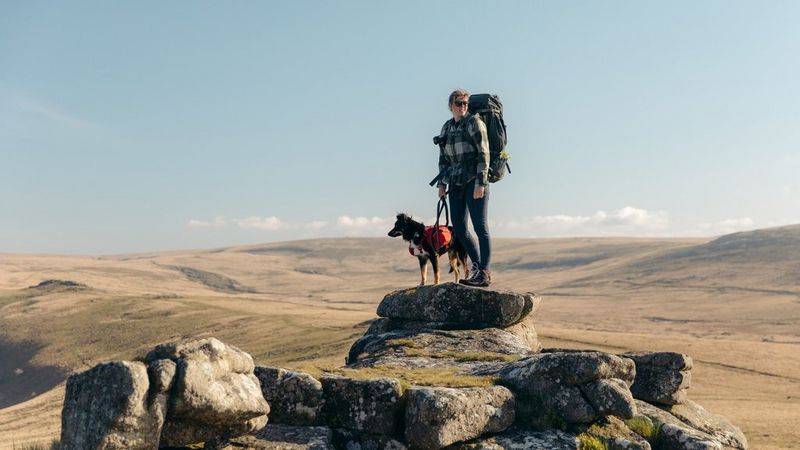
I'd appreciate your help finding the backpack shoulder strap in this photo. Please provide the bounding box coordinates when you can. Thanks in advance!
[461,113,485,150]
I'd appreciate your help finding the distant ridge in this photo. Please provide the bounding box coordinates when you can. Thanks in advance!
[664,224,800,263]
[703,224,800,254]
[559,224,800,289]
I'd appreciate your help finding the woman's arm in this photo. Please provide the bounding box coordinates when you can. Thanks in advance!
[468,116,490,189]
[437,121,450,197]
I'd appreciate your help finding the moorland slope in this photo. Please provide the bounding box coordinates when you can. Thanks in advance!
[1,227,798,449]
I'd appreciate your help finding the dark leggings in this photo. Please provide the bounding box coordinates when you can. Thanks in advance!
[448,181,491,270]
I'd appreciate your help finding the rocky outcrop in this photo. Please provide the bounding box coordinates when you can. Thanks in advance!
[60,338,268,449]
[61,284,747,450]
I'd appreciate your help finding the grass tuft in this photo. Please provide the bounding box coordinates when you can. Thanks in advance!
[625,415,659,440]
[577,433,608,450]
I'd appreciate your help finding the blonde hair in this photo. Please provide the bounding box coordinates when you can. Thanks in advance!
[448,88,470,106]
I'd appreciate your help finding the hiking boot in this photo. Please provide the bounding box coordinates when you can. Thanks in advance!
[459,262,480,285]
[461,269,491,287]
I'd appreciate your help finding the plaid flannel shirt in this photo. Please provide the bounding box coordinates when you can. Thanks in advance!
[437,113,490,187]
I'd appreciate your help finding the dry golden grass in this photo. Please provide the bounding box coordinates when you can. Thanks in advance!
[323,366,498,390]
[1,231,799,449]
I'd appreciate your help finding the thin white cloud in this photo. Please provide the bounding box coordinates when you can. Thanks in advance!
[304,221,328,230]
[233,216,287,231]
[17,99,94,128]
[607,206,667,227]
[186,215,328,232]
[336,216,392,229]
[187,207,707,238]
[496,206,669,236]
[188,216,228,228]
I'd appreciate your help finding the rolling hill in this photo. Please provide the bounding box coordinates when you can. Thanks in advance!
[1,227,799,449]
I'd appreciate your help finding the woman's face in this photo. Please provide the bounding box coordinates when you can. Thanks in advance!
[449,96,469,121]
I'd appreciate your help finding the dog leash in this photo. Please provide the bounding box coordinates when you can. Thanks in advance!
[431,195,450,252]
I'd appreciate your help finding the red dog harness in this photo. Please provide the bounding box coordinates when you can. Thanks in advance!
[408,225,453,256]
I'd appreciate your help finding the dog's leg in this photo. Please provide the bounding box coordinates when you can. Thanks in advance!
[448,249,460,282]
[431,254,440,285]
[418,255,428,286]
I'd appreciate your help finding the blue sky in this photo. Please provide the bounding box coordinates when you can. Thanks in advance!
[2,1,799,254]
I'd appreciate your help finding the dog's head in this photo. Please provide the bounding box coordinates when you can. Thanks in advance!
[388,213,423,242]
[388,213,411,238]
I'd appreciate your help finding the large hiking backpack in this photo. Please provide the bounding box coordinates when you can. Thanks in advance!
[469,93,510,183]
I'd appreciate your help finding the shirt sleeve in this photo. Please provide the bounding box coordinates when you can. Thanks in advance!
[437,122,450,187]
[469,117,490,186]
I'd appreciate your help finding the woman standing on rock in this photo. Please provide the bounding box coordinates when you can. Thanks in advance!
[435,89,492,287]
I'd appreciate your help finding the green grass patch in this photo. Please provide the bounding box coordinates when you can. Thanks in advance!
[333,366,498,389]
[384,338,523,362]
[291,363,498,389]
[625,415,659,441]
[577,433,608,450]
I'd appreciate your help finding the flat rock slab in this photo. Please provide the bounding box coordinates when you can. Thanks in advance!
[377,283,540,327]
[255,366,323,426]
[207,424,334,450]
[332,428,408,450]
[348,328,533,365]
[496,351,636,386]
[320,375,404,436]
[405,386,515,450]
[346,355,509,377]
[365,316,541,353]
[447,429,580,449]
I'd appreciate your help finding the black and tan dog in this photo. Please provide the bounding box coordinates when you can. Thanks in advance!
[388,213,469,285]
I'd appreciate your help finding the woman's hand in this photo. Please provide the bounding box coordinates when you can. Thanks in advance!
[438,185,447,198]
[473,185,485,199]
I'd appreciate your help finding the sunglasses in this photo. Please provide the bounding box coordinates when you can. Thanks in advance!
[454,100,469,107]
